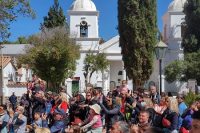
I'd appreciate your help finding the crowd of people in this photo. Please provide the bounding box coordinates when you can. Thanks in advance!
[0,79,200,133]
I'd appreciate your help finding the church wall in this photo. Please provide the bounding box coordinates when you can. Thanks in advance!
[169,13,185,39]
[162,10,186,93]
[73,52,103,91]
[76,41,99,51]
[109,61,123,87]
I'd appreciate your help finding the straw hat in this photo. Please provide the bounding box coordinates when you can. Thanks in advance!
[89,104,101,114]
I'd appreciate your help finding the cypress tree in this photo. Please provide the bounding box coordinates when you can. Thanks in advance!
[118,0,157,88]
[182,0,200,53]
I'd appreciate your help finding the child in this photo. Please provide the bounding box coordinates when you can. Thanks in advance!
[80,104,102,133]
[71,111,82,126]
[27,112,43,132]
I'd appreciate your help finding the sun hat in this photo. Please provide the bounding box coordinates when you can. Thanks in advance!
[89,104,101,114]
[47,91,53,95]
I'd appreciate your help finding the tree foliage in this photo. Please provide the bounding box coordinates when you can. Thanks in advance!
[83,52,109,87]
[184,91,200,106]
[15,36,28,44]
[42,0,66,29]
[118,0,157,87]
[164,60,185,83]
[184,51,200,84]
[182,0,200,53]
[0,0,35,41]
[165,51,200,85]
[18,27,80,89]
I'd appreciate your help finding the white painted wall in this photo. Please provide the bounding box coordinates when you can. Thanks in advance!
[4,87,27,97]
[69,13,99,38]
[2,62,27,98]
[110,61,123,87]
[169,13,185,39]
[3,62,16,83]
[162,10,186,93]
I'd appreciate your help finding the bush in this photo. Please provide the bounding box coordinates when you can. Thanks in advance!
[184,91,200,106]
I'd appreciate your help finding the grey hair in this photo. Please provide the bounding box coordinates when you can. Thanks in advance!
[116,121,130,132]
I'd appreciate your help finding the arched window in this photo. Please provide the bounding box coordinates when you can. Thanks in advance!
[80,21,88,37]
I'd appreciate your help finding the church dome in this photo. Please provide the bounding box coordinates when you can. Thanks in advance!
[70,0,96,11]
[168,0,186,12]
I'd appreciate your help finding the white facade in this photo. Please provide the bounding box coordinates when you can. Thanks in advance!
[162,0,187,93]
[68,0,126,94]
[2,60,28,98]
[68,0,99,94]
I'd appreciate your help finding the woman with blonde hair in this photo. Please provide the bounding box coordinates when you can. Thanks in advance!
[35,127,50,133]
[159,96,179,133]
[51,92,69,114]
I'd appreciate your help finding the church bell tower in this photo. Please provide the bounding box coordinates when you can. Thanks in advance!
[68,0,99,50]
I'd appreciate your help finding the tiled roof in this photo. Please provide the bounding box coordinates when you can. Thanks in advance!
[7,81,27,87]
[0,56,12,68]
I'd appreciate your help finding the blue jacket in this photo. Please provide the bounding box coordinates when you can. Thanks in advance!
[9,95,17,104]
[178,102,187,128]
[42,119,65,133]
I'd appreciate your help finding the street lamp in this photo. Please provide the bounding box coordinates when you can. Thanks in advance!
[155,40,168,94]
[0,45,4,104]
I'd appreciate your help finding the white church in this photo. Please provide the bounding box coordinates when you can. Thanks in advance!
[65,0,187,95]
[0,0,188,97]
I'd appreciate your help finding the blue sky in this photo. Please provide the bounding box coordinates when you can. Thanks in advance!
[8,0,172,41]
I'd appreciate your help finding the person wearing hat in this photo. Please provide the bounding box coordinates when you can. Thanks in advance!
[79,104,103,133]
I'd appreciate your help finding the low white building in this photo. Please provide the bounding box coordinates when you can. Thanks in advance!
[0,44,33,100]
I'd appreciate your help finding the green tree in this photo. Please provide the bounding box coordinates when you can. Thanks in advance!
[118,0,157,88]
[184,91,200,106]
[0,0,35,41]
[83,52,109,87]
[182,0,200,53]
[165,51,200,85]
[18,27,80,89]
[164,60,185,83]
[42,0,66,29]
[184,51,200,85]
[15,36,28,44]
